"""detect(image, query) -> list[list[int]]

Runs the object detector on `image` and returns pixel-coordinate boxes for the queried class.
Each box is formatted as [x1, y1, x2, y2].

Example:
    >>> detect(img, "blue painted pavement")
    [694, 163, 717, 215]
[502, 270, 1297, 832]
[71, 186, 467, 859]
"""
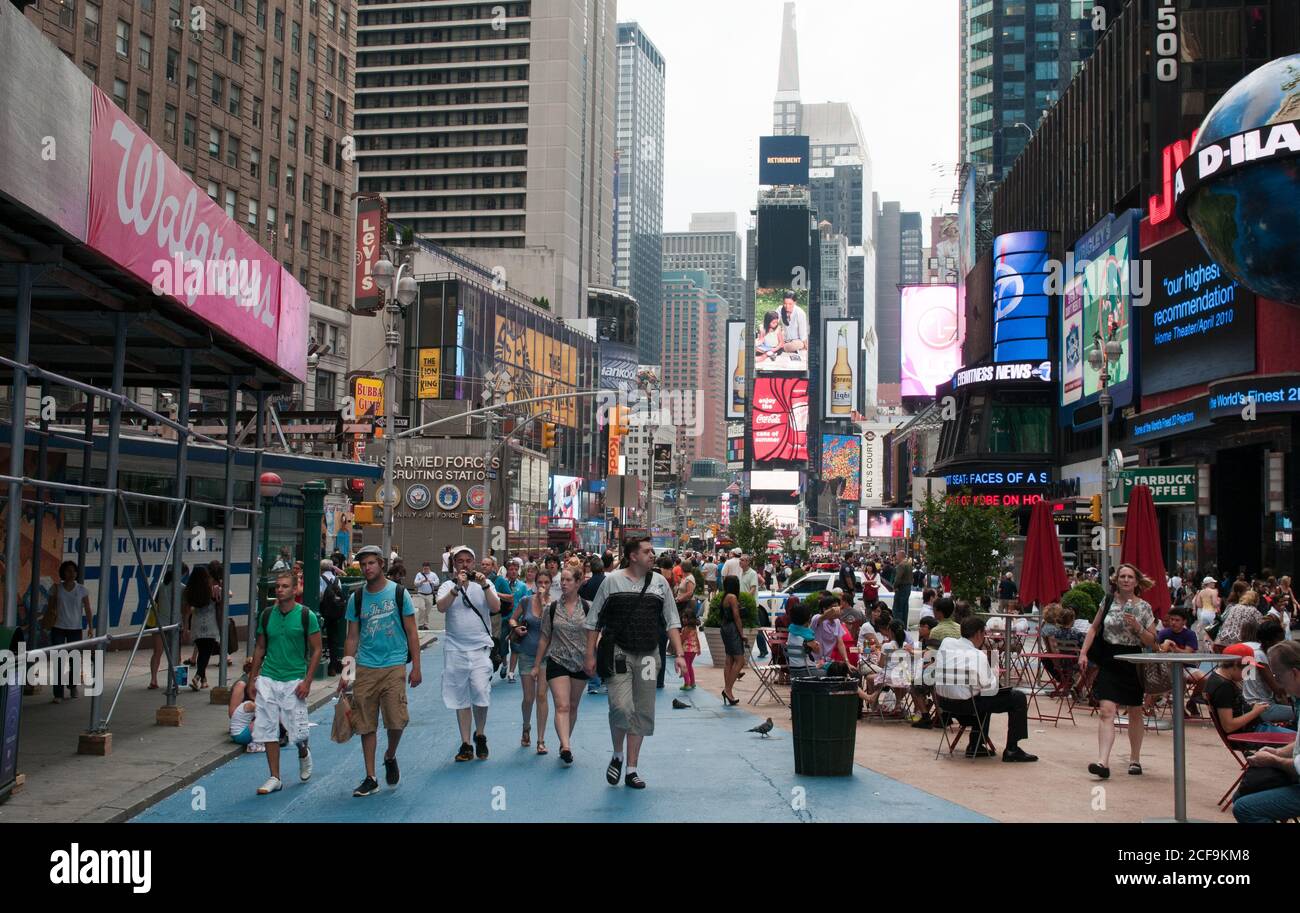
[133, 644, 989, 823]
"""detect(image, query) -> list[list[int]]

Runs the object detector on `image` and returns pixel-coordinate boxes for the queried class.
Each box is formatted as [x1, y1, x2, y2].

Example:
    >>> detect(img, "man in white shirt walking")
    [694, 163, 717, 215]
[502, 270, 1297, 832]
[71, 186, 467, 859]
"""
[436, 546, 501, 762]
[413, 562, 440, 631]
[721, 548, 742, 581]
[933, 616, 1038, 762]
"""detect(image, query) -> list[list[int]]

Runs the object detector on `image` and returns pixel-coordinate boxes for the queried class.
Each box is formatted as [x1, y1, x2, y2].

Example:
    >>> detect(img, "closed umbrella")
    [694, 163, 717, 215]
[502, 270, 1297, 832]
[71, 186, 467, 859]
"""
[1120, 484, 1171, 620]
[1019, 500, 1070, 610]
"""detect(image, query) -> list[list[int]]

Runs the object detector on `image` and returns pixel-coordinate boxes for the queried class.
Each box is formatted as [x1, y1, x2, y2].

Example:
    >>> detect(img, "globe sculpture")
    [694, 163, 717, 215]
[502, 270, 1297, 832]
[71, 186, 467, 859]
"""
[1180, 55, 1300, 304]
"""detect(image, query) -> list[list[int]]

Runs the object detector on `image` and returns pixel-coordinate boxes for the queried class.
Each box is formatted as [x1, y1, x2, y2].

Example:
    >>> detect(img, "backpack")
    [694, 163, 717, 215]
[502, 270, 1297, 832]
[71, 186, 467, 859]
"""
[259, 604, 318, 662]
[319, 575, 345, 621]
[349, 584, 413, 664]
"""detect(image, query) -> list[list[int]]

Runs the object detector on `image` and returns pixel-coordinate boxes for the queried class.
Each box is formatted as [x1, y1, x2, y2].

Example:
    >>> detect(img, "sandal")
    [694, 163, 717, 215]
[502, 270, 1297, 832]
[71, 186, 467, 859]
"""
[521, 726, 530, 748]
[1088, 762, 1110, 779]
[147, 682, 159, 690]
[1128, 762, 1143, 776]
[536, 740, 548, 756]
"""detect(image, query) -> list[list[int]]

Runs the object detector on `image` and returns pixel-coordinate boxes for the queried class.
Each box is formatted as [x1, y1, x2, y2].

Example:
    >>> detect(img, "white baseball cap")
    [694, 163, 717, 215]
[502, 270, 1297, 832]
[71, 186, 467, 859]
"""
[450, 545, 476, 561]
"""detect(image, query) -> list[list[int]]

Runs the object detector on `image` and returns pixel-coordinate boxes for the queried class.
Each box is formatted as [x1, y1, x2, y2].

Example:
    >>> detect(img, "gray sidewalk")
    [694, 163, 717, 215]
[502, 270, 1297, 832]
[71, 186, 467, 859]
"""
[1, 619, 443, 823]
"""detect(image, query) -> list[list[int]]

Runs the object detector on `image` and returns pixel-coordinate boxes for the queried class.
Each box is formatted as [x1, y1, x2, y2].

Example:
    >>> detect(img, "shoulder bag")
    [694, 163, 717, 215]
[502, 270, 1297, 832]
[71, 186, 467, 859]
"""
[596, 575, 652, 679]
[462, 586, 502, 671]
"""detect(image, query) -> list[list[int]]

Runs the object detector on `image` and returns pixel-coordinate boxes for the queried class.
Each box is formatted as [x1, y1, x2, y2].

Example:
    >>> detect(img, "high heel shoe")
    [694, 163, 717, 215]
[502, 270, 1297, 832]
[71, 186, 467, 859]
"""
[721, 690, 740, 706]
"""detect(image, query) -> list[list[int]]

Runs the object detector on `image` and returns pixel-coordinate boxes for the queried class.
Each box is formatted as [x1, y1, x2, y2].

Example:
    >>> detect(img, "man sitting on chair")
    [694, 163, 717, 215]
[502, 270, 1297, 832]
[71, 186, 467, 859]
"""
[933, 616, 1039, 762]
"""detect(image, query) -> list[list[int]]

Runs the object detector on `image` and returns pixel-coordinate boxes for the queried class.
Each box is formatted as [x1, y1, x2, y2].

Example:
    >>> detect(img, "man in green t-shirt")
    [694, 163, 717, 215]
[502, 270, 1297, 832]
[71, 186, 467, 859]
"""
[928, 597, 961, 645]
[249, 571, 322, 796]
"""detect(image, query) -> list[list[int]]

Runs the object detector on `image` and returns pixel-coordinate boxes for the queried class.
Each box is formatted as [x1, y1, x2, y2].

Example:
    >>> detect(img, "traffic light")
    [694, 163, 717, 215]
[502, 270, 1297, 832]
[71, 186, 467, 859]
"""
[541, 422, 558, 450]
[353, 502, 377, 525]
[1089, 494, 1102, 523]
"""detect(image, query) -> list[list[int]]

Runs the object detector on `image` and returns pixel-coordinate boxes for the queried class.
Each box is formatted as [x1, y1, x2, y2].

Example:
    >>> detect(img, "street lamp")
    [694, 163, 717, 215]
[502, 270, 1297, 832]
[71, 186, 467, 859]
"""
[1087, 329, 1123, 589]
[636, 369, 661, 538]
[372, 254, 417, 562]
[258, 471, 282, 607]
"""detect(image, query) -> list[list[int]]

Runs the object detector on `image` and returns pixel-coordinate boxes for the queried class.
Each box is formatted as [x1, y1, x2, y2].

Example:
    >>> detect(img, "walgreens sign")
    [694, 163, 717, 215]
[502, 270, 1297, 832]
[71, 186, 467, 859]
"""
[86, 88, 307, 381]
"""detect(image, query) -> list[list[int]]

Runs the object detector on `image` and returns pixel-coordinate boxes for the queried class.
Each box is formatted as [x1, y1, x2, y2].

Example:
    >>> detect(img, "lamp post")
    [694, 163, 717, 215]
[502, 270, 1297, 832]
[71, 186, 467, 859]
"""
[636, 369, 660, 538]
[1088, 329, 1123, 590]
[370, 254, 418, 563]
[258, 470, 282, 609]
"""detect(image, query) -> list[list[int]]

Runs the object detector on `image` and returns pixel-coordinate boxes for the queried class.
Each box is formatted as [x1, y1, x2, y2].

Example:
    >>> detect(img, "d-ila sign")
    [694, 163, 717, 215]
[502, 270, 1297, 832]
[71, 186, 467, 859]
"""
[1174, 120, 1300, 217]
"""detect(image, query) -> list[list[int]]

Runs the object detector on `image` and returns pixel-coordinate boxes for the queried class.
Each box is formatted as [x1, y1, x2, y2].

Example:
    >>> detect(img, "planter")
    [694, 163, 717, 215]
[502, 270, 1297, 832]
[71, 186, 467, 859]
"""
[702, 627, 759, 666]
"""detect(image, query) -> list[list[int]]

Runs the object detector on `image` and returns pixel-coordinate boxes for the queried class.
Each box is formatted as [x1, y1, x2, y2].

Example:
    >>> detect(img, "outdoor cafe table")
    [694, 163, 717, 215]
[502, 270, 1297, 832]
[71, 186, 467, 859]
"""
[1117, 652, 1229, 823]
[976, 613, 1032, 689]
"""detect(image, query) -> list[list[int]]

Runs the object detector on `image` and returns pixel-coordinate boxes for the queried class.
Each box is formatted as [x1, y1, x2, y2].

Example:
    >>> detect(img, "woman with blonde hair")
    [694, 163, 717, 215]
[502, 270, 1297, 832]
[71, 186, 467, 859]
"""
[1080, 563, 1159, 779]
[1216, 586, 1263, 649]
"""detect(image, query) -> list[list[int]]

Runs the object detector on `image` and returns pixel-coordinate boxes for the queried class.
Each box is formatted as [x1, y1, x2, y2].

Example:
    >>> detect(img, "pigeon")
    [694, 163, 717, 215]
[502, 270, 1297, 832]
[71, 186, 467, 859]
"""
[672, 699, 690, 709]
[748, 718, 774, 737]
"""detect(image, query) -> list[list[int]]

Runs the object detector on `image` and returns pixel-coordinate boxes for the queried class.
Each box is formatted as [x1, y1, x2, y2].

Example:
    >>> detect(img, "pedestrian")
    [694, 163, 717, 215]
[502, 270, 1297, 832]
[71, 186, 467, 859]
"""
[534, 567, 593, 762]
[150, 564, 187, 690]
[441, 544, 453, 575]
[861, 562, 880, 604]
[583, 536, 685, 789]
[718, 575, 746, 705]
[511, 570, 550, 754]
[318, 559, 347, 675]
[45, 561, 92, 703]
[248, 572, 321, 795]
[272, 546, 292, 572]
[208, 560, 235, 668]
[579, 555, 609, 695]
[335, 513, 352, 562]
[1232, 640, 1300, 822]
[894, 551, 914, 617]
[412, 562, 440, 631]
[185, 566, 220, 692]
[998, 571, 1019, 612]
[342, 545, 422, 797]
[498, 559, 529, 682]
[679, 601, 701, 690]
[436, 545, 500, 763]
[1080, 563, 1159, 779]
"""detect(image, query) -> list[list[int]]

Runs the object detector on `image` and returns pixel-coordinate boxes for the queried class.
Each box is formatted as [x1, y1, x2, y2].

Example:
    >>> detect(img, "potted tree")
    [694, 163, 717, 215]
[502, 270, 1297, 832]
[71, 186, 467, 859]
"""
[702, 589, 760, 667]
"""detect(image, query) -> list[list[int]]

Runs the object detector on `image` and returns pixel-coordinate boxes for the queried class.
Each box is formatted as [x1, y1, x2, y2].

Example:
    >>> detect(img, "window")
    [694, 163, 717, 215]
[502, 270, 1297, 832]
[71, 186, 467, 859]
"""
[302, 176, 311, 206]
[254, 44, 264, 69]
[84, 2, 100, 41]
[303, 125, 313, 156]
[291, 20, 300, 52]
[213, 21, 227, 54]
[287, 116, 297, 149]
[285, 164, 295, 195]
[211, 74, 225, 106]
[206, 180, 219, 203]
[319, 227, 328, 254]
[284, 212, 294, 248]
[183, 113, 196, 147]
[1034, 60, 1060, 80]
[289, 68, 298, 100]
[225, 188, 237, 218]
[307, 32, 316, 64]
[268, 156, 278, 188]
[249, 146, 260, 178]
[331, 233, 341, 261]
[59, 0, 75, 30]
[228, 83, 242, 117]
[338, 9, 346, 33]
[168, 0, 181, 29]
[112, 79, 128, 110]
[208, 126, 221, 159]
[266, 206, 276, 240]
[232, 0, 243, 13]
[272, 57, 282, 91]
[324, 0, 334, 28]
[306, 79, 315, 113]
[325, 45, 335, 76]
[138, 32, 152, 68]
[83, 59, 98, 81]
[314, 370, 337, 411]
[226, 135, 240, 169]
[300, 219, 309, 247]
[247, 199, 258, 229]
[135, 89, 150, 128]
[1034, 2, 1058, 16]
[166, 47, 178, 82]
[274, 8, 283, 40]
[256, 0, 266, 29]
[323, 91, 333, 122]
[320, 181, 329, 210]
[115, 19, 129, 56]
[332, 187, 341, 216]
[163, 104, 177, 141]
[186, 58, 198, 93]
[232, 31, 244, 64]
[319, 134, 328, 165]
[252, 96, 262, 127]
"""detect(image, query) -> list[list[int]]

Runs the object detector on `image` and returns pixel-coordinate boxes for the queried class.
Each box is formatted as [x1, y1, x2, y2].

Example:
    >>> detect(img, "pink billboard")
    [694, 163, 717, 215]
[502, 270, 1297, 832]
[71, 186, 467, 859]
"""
[86, 88, 307, 382]
[900, 285, 959, 397]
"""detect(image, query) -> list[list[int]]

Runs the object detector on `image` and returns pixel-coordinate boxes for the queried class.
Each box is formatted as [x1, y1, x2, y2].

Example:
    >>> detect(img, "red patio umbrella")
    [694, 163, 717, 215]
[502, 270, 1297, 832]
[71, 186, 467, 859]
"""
[1120, 484, 1171, 620]
[1019, 500, 1070, 609]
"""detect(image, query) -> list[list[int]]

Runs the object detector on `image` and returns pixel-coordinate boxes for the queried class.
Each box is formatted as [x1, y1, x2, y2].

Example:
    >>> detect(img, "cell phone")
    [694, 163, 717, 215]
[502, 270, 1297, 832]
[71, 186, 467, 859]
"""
[614, 656, 629, 675]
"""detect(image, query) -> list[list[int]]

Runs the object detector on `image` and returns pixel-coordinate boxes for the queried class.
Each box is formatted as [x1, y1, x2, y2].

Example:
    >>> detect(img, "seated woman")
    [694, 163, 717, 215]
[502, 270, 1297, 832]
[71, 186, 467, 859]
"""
[783, 600, 821, 679]
[228, 673, 260, 752]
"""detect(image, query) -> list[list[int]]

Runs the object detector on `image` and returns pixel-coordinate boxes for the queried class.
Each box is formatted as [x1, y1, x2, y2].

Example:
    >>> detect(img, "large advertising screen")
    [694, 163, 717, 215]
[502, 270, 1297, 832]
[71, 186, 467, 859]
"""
[753, 287, 811, 375]
[899, 285, 960, 397]
[992, 231, 1051, 363]
[550, 475, 583, 523]
[493, 315, 580, 427]
[758, 135, 810, 186]
[1138, 230, 1256, 395]
[820, 434, 861, 502]
[1061, 272, 1085, 406]
[752, 376, 809, 462]
[727, 421, 745, 469]
[756, 207, 811, 286]
[757, 504, 802, 531]
[859, 509, 913, 539]
[751, 470, 802, 492]
[726, 320, 746, 419]
[822, 319, 860, 418]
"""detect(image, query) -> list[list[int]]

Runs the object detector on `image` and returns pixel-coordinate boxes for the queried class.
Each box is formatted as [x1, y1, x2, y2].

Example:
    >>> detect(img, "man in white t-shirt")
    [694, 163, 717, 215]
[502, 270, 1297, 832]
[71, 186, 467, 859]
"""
[436, 545, 500, 762]
[48, 560, 93, 702]
[440, 545, 452, 575]
[412, 562, 440, 631]
[721, 549, 742, 582]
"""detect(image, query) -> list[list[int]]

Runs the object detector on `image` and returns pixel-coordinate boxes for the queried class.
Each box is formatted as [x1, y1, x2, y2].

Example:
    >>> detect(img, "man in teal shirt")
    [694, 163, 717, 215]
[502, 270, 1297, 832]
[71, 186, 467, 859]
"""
[249, 571, 322, 796]
[497, 559, 529, 681]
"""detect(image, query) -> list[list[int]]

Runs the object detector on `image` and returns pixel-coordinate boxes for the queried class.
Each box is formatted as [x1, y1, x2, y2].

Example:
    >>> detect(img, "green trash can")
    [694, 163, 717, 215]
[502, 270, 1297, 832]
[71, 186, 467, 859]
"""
[790, 676, 859, 776]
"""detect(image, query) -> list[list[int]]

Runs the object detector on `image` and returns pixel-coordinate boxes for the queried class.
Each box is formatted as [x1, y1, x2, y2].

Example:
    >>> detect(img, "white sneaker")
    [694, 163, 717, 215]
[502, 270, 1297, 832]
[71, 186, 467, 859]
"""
[507, 671, 517, 683]
[299, 749, 313, 782]
[257, 776, 282, 795]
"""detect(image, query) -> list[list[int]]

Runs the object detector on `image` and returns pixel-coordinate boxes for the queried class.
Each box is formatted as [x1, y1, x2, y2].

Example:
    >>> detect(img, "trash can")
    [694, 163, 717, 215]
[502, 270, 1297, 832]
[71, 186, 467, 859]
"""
[790, 676, 859, 776]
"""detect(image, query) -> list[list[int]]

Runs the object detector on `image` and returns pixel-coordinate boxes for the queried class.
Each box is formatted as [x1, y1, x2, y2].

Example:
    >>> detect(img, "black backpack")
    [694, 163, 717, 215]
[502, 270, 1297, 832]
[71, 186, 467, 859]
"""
[258, 605, 318, 662]
[319, 576, 345, 620]
[349, 585, 413, 664]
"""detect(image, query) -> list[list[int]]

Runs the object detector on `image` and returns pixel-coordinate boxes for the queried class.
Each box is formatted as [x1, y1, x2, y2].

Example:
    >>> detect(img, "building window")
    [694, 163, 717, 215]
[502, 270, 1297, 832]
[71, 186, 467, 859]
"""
[256, 0, 266, 29]
[323, 0, 334, 28]
[166, 46, 178, 82]
[266, 205, 276, 241]
[303, 125, 313, 156]
[325, 45, 335, 76]
[247, 199, 258, 230]
[284, 212, 294, 248]
[249, 147, 261, 179]
[183, 113, 196, 147]
[287, 116, 297, 149]
[84, 2, 100, 41]
[289, 68, 298, 100]
[271, 107, 281, 139]
[115, 19, 130, 57]
[291, 20, 300, 53]
[302, 175, 311, 206]
[112, 79, 128, 110]
[135, 89, 150, 128]
[186, 58, 198, 94]
[232, 0, 243, 12]
[332, 188, 341, 216]
[208, 126, 221, 159]
[229, 83, 242, 117]
[206, 180, 219, 203]
[306, 79, 315, 114]
[314, 370, 336, 411]
[1034, 60, 1060, 81]
[307, 32, 317, 65]
[285, 164, 295, 196]
[274, 8, 283, 40]
[163, 103, 177, 141]
[224, 188, 237, 219]
[272, 57, 282, 91]
[211, 74, 225, 107]
[226, 135, 240, 169]
[59, 0, 75, 30]
[322, 91, 333, 122]
[232, 31, 244, 63]
[320, 134, 329, 167]
[252, 96, 262, 128]
[138, 32, 152, 68]
[300, 219, 309, 248]
[168, 0, 181, 29]
[213, 21, 227, 55]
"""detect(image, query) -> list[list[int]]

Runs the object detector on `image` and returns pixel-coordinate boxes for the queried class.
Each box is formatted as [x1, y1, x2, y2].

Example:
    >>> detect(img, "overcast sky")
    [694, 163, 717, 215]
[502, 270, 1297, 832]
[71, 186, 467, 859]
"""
[616, 0, 960, 244]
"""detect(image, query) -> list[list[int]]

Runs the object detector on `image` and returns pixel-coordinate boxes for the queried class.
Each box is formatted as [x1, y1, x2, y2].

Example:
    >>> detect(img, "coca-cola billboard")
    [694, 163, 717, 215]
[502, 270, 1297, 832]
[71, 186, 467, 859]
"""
[85, 88, 308, 382]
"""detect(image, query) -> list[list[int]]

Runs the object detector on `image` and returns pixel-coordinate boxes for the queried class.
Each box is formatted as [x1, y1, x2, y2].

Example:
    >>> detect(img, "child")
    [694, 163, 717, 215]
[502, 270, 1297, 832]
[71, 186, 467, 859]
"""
[785, 600, 820, 678]
[679, 604, 701, 690]
[755, 311, 785, 363]
[1203, 643, 1294, 735]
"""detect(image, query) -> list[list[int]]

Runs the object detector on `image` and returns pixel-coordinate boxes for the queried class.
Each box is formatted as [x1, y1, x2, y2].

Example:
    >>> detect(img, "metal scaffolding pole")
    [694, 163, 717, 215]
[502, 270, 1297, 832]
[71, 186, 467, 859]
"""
[28, 379, 49, 649]
[248, 392, 266, 635]
[4, 264, 32, 630]
[165, 349, 191, 709]
[78, 386, 93, 586]
[217, 375, 237, 689]
[87, 313, 125, 733]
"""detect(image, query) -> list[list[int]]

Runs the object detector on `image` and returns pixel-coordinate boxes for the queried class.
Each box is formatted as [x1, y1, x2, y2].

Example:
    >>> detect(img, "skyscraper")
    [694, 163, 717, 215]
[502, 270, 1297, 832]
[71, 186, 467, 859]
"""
[873, 197, 922, 393]
[615, 21, 666, 366]
[662, 213, 744, 322]
[353, 0, 617, 318]
[660, 269, 726, 466]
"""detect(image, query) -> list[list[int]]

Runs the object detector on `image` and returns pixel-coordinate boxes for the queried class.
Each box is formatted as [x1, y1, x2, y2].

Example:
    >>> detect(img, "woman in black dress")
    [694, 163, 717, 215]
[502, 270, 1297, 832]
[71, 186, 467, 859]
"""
[720, 575, 745, 705]
[1079, 563, 1159, 778]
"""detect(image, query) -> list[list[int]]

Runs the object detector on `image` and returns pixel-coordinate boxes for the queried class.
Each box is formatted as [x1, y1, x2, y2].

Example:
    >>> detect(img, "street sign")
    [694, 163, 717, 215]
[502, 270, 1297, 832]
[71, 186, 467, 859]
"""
[1110, 465, 1197, 506]
[373, 415, 410, 431]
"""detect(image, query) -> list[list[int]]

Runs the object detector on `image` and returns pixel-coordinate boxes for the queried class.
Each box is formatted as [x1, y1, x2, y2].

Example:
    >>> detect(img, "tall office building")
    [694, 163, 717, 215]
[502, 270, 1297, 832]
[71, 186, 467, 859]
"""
[353, 0, 617, 318]
[873, 197, 922, 391]
[959, 0, 1109, 182]
[660, 269, 726, 466]
[818, 222, 848, 318]
[662, 212, 744, 322]
[23, 0, 357, 416]
[615, 21, 666, 366]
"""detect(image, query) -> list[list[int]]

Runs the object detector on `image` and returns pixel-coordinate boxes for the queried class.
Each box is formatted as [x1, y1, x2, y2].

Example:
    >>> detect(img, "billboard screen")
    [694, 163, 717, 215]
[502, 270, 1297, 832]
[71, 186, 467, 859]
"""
[550, 475, 583, 523]
[652, 443, 674, 489]
[1061, 272, 1085, 405]
[860, 509, 913, 539]
[1137, 230, 1256, 395]
[493, 315, 580, 427]
[726, 320, 746, 418]
[822, 319, 860, 418]
[758, 135, 810, 186]
[727, 421, 746, 469]
[757, 504, 802, 531]
[353, 194, 387, 315]
[820, 434, 861, 502]
[859, 426, 886, 507]
[753, 287, 811, 375]
[751, 470, 802, 492]
[598, 341, 639, 393]
[992, 231, 1051, 363]
[899, 285, 960, 397]
[752, 376, 809, 462]
[756, 207, 811, 287]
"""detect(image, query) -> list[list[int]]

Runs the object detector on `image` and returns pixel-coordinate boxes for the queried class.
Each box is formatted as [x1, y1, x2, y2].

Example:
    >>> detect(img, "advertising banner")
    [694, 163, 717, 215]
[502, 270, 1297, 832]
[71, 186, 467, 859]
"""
[758, 135, 810, 186]
[861, 509, 912, 539]
[87, 88, 308, 382]
[726, 422, 746, 470]
[550, 475, 583, 523]
[753, 287, 811, 375]
[607, 435, 620, 477]
[418, 348, 441, 399]
[599, 341, 638, 392]
[820, 433, 861, 502]
[353, 194, 387, 315]
[899, 285, 959, 397]
[992, 231, 1051, 363]
[1062, 272, 1084, 405]
[752, 376, 809, 462]
[1111, 466, 1198, 506]
[493, 315, 579, 427]
[653, 443, 674, 489]
[822, 319, 860, 418]
[860, 426, 886, 507]
[726, 321, 746, 419]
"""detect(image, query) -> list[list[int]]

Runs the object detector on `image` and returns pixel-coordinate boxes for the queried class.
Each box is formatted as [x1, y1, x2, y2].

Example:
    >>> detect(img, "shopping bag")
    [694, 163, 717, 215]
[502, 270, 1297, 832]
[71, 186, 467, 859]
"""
[330, 691, 356, 744]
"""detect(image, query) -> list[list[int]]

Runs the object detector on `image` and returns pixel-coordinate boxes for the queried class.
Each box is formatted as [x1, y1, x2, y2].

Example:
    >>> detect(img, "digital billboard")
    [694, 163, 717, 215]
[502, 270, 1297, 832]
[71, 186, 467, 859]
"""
[726, 320, 746, 419]
[820, 434, 861, 502]
[757, 504, 802, 531]
[755, 207, 811, 287]
[992, 231, 1051, 363]
[1138, 230, 1255, 395]
[758, 135, 810, 186]
[727, 421, 746, 469]
[550, 475, 583, 523]
[751, 470, 802, 493]
[822, 319, 860, 418]
[493, 315, 580, 427]
[899, 285, 960, 397]
[753, 287, 811, 375]
[859, 509, 913, 539]
[752, 376, 809, 462]
[1061, 272, 1085, 406]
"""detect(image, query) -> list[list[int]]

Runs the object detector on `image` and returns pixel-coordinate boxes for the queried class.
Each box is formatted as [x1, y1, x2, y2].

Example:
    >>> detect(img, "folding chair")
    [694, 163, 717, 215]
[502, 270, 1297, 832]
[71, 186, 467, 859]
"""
[934, 696, 995, 759]
[1210, 705, 1294, 810]
[747, 651, 787, 707]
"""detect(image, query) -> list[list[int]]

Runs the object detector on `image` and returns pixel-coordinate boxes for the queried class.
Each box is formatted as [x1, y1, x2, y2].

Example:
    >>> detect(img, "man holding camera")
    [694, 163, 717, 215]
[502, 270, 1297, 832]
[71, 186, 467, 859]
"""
[437, 545, 501, 762]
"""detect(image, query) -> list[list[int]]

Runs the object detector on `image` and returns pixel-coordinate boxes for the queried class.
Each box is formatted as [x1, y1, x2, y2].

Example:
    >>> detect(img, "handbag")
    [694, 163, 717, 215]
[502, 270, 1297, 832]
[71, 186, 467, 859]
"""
[330, 690, 356, 743]
[1235, 763, 1295, 800]
[465, 588, 502, 671]
[597, 574, 654, 679]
